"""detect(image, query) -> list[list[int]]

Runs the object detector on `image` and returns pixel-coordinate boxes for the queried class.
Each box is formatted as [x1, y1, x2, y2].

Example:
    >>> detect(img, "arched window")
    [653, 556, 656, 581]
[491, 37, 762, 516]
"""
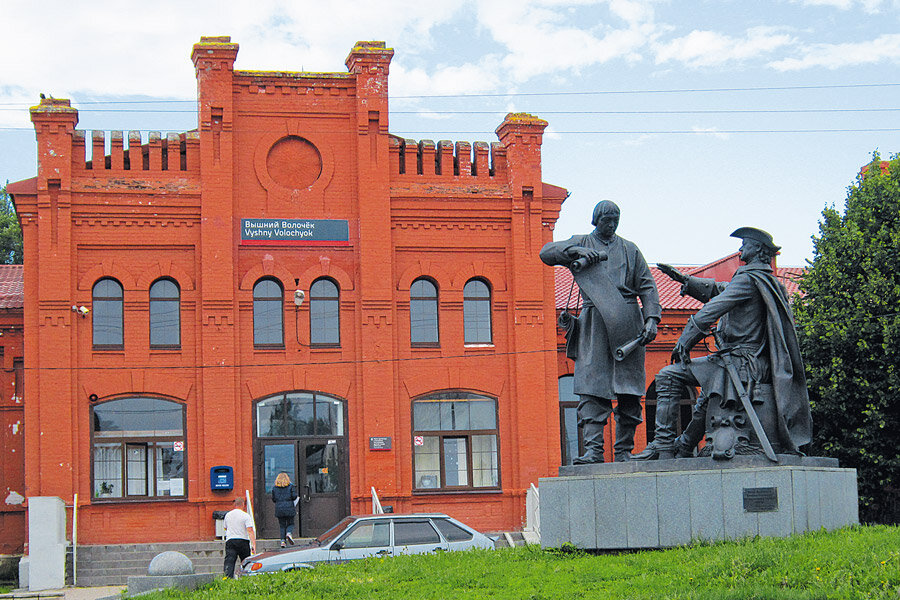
[309, 278, 339, 346]
[410, 278, 439, 346]
[463, 279, 492, 344]
[412, 391, 499, 491]
[93, 278, 124, 348]
[253, 279, 284, 346]
[91, 397, 185, 500]
[256, 392, 345, 438]
[558, 375, 581, 466]
[149, 278, 180, 347]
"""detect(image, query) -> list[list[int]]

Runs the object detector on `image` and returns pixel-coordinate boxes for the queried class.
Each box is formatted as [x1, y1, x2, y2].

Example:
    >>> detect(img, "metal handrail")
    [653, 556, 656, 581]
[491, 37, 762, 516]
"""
[371, 487, 384, 514]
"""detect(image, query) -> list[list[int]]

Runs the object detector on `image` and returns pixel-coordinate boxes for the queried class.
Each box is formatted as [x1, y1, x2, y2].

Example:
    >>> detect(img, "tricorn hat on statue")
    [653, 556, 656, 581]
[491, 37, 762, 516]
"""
[730, 227, 781, 252]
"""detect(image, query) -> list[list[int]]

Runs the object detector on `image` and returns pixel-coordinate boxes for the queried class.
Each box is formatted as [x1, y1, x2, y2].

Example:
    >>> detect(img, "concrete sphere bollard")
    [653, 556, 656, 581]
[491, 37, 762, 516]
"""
[148, 551, 195, 576]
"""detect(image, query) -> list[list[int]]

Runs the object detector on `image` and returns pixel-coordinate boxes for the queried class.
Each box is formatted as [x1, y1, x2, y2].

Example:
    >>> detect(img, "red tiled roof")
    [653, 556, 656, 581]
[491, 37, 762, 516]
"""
[0, 265, 23, 309]
[554, 262, 804, 310]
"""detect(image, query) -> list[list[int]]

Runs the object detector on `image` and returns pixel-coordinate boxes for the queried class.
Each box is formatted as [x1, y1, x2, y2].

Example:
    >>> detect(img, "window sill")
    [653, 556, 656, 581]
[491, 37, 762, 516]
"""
[412, 488, 502, 496]
[92, 346, 125, 352]
[464, 343, 495, 349]
[411, 343, 440, 349]
[91, 496, 188, 504]
[150, 346, 181, 352]
[254, 345, 286, 352]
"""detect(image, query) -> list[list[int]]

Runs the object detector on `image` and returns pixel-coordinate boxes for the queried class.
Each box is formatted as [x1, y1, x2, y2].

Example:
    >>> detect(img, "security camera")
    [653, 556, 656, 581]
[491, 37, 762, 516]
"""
[293, 289, 305, 306]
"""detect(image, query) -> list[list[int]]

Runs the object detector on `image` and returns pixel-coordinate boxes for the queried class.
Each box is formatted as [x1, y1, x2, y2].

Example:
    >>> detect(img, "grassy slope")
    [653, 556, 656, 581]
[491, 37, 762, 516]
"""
[144, 526, 899, 600]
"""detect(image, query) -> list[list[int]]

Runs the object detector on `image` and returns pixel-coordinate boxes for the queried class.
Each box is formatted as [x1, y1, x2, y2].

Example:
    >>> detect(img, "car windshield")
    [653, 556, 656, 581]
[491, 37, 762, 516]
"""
[315, 516, 356, 544]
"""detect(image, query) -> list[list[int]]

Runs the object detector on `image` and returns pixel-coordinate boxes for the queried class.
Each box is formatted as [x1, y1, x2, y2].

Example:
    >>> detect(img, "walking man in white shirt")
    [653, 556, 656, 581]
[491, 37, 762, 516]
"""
[223, 497, 257, 578]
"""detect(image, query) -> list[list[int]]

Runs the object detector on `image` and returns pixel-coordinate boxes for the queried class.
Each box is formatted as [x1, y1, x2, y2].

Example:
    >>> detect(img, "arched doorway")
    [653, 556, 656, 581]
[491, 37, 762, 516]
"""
[254, 391, 349, 538]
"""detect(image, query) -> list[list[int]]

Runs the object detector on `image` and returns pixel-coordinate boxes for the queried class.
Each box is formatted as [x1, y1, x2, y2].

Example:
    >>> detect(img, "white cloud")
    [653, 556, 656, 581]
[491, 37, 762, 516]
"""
[690, 127, 730, 140]
[390, 59, 503, 98]
[770, 33, 900, 70]
[544, 124, 563, 140]
[0, 0, 464, 104]
[790, 0, 890, 13]
[475, 0, 661, 82]
[654, 27, 795, 67]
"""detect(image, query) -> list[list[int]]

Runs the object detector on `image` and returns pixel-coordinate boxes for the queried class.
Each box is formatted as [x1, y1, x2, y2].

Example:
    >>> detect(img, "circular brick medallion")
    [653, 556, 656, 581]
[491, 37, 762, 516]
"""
[266, 136, 322, 190]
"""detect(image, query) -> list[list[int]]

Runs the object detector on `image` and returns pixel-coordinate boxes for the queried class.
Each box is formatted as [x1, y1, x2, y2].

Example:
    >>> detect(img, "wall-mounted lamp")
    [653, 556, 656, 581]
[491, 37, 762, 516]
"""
[71, 305, 90, 317]
[293, 290, 305, 306]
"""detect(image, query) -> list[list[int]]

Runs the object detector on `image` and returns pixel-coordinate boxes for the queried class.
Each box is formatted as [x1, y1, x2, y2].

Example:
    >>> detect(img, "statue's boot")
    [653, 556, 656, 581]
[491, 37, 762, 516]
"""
[631, 441, 675, 460]
[632, 386, 680, 460]
[613, 420, 638, 462]
[573, 422, 605, 464]
[674, 394, 709, 458]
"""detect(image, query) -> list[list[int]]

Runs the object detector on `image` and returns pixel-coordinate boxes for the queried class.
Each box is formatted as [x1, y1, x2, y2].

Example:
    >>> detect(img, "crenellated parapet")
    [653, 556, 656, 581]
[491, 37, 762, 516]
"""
[30, 97, 199, 183]
[75, 130, 199, 173]
[389, 136, 508, 179]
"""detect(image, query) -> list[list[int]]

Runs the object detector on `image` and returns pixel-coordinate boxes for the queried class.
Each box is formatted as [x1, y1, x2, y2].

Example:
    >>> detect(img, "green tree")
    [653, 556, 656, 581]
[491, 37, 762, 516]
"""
[0, 185, 23, 264]
[795, 152, 900, 524]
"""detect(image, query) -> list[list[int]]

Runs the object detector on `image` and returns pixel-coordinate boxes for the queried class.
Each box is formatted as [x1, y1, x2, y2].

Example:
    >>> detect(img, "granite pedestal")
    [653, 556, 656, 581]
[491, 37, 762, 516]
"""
[540, 455, 858, 550]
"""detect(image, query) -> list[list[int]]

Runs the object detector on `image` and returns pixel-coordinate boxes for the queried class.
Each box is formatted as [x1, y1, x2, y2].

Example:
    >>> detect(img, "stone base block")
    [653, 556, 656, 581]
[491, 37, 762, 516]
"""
[126, 573, 216, 596]
[540, 455, 858, 550]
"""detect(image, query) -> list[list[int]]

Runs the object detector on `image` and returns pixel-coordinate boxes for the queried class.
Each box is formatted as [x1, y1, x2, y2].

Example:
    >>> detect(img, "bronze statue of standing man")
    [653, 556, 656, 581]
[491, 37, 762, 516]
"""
[541, 201, 661, 463]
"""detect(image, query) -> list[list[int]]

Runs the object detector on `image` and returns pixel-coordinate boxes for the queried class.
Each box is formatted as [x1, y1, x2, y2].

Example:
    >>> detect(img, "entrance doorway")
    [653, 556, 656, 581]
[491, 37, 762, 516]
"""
[254, 392, 349, 538]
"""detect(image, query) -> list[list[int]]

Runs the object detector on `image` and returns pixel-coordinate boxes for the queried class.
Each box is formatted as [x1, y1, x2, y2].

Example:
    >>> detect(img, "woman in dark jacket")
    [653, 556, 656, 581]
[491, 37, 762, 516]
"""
[271, 471, 298, 547]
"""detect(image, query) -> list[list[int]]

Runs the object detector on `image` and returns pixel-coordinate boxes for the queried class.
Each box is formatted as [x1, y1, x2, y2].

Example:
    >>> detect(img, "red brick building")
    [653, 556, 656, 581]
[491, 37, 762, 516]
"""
[3, 36, 805, 552]
[0, 266, 24, 555]
[6, 37, 567, 546]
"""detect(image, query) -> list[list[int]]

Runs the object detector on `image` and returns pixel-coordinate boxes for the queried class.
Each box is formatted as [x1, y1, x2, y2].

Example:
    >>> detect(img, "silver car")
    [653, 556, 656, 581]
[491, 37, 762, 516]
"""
[241, 513, 494, 574]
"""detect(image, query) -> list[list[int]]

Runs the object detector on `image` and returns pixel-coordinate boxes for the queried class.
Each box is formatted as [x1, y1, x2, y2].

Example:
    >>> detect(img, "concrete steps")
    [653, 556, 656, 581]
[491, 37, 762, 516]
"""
[487, 531, 532, 548]
[67, 539, 307, 587]
[65, 531, 533, 587]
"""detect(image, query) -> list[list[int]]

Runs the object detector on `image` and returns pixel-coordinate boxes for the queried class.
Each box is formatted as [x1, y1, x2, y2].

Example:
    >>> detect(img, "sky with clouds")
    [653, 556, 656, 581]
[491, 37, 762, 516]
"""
[1, 0, 898, 265]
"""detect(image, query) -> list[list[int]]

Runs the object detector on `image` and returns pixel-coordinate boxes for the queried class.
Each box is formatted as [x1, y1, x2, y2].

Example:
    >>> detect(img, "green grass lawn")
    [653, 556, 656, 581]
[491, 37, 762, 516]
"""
[143, 525, 898, 600]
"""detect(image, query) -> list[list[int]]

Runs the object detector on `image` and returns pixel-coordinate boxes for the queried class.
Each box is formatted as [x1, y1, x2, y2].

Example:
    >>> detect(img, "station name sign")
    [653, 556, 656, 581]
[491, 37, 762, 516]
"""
[241, 219, 350, 246]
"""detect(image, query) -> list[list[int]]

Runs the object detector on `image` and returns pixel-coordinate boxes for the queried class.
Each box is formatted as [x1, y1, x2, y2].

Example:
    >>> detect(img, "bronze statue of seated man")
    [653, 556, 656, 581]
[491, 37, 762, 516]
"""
[633, 227, 811, 461]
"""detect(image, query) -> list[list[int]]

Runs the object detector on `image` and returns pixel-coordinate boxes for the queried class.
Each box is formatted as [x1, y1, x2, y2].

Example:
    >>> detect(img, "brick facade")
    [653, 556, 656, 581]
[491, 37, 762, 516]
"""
[7, 37, 566, 544]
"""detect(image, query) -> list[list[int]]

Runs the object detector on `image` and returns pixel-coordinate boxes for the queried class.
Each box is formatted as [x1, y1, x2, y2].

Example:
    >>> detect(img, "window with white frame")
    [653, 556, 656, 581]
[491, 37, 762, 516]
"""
[412, 392, 499, 491]
[91, 397, 186, 500]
